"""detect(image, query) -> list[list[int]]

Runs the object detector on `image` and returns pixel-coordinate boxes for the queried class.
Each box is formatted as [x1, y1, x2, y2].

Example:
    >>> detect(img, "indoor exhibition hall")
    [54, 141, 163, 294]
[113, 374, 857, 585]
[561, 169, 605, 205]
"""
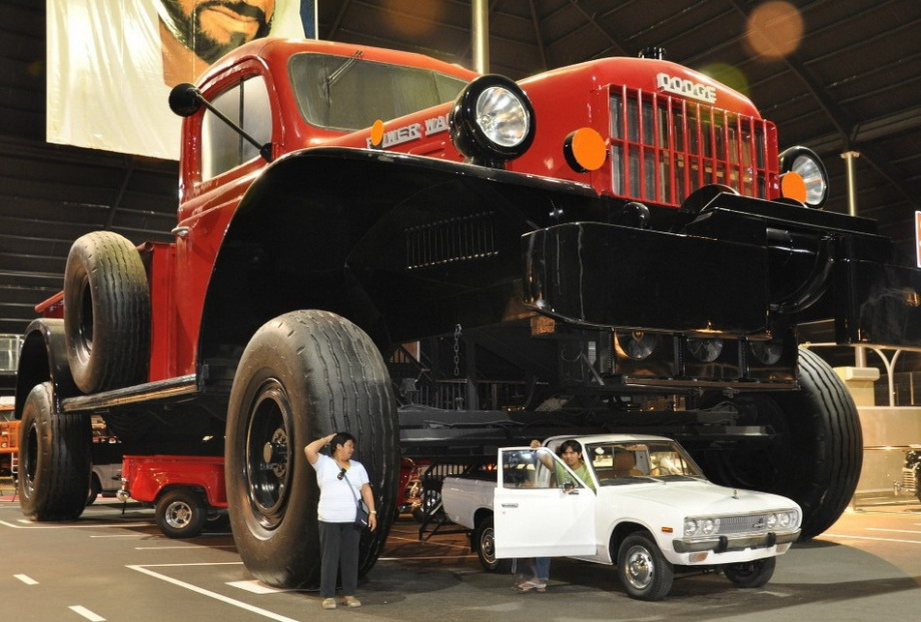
[2, 1, 921, 620]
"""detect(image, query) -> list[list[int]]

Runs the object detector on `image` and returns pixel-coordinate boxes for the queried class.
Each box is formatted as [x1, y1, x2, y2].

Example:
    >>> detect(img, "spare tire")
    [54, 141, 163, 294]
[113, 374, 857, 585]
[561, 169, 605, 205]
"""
[64, 231, 150, 394]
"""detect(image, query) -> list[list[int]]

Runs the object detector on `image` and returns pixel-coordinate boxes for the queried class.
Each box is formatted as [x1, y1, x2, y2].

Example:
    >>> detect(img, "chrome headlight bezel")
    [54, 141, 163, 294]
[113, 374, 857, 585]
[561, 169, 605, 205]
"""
[779, 145, 829, 209]
[449, 74, 536, 166]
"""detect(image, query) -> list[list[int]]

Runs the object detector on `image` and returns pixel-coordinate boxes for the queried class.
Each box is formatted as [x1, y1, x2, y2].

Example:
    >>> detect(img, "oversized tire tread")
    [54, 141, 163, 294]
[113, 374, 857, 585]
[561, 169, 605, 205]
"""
[64, 231, 150, 394]
[18, 382, 92, 521]
[696, 347, 861, 540]
[226, 310, 399, 589]
[782, 348, 861, 538]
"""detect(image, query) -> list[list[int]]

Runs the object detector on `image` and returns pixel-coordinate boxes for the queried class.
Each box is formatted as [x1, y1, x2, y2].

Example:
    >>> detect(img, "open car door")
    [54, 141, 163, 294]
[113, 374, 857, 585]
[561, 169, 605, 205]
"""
[494, 447, 596, 559]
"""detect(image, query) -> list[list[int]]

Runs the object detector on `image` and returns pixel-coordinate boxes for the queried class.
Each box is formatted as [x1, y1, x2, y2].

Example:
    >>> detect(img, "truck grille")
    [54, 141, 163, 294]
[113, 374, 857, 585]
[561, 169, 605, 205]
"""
[405, 211, 497, 270]
[609, 85, 777, 207]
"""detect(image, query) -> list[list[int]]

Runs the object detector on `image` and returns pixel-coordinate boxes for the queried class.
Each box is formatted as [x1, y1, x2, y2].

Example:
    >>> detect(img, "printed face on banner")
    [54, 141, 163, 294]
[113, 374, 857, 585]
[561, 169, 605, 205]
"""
[46, 0, 308, 159]
[158, 0, 277, 85]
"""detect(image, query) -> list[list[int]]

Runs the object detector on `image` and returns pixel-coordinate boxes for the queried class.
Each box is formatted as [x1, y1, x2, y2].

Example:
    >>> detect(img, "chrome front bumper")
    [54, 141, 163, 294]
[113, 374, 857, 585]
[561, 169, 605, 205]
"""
[673, 529, 800, 554]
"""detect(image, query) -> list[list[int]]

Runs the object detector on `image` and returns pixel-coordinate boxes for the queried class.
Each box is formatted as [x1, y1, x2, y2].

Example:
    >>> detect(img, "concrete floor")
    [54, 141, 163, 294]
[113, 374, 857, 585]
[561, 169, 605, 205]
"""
[2, 477, 920, 622]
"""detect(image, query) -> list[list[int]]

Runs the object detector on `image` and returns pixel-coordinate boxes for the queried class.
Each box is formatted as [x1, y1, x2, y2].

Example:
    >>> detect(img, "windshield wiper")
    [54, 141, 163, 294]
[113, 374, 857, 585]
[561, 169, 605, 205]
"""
[327, 50, 363, 91]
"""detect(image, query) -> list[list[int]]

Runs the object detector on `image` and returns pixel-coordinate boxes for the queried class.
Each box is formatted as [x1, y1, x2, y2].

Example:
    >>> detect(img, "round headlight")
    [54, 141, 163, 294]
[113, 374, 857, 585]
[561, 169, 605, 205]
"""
[749, 338, 783, 365]
[701, 518, 718, 535]
[767, 513, 778, 529]
[615, 330, 659, 360]
[476, 86, 529, 147]
[779, 146, 828, 209]
[778, 512, 791, 528]
[450, 75, 536, 166]
[684, 518, 699, 535]
[687, 338, 723, 362]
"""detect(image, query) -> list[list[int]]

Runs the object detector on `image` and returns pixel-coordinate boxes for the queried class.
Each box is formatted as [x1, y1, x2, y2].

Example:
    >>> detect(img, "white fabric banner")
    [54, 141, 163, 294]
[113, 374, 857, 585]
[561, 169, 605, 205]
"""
[46, 0, 307, 160]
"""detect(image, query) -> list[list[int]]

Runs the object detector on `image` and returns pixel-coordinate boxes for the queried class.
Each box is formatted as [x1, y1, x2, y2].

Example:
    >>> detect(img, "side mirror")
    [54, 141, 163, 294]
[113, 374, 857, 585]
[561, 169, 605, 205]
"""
[168, 82, 273, 163]
[169, 83, 204, 117]
[562, 481, 575, 494]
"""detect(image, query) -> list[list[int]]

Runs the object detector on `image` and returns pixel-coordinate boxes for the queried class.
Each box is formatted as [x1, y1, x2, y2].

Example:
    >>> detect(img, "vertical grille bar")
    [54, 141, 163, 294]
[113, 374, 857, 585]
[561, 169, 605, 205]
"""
[608, 85, 775, 207]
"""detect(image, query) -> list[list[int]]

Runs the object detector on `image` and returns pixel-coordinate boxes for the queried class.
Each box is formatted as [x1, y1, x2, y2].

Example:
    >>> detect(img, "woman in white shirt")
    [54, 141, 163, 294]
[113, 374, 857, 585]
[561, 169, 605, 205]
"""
[304, 431, 377, 609]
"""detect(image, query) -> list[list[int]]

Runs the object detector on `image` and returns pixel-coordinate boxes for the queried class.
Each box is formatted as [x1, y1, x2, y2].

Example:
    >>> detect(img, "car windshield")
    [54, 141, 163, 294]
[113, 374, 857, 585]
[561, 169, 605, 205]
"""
[288, 52, 469, 131]
[585, 440, 705, 486]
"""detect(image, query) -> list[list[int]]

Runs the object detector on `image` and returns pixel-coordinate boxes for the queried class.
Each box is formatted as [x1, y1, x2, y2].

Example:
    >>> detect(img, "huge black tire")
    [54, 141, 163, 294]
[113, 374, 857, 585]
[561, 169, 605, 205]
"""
[18, 382, 92, 521]
[156, 489, 207, 538]
[85, 472, 102, 506]
[474, 516, 513, 573]
[696, 347, 861, 539]
[64, 231, 150, 394]
[723, 556, 776, 588]
[616, 532, 674, 601]
[226, 310, 399, 588]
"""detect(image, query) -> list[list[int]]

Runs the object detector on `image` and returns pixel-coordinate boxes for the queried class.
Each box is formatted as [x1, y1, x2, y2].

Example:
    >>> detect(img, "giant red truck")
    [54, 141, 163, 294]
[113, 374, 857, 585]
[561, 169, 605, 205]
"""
[14, 38, 921, 588]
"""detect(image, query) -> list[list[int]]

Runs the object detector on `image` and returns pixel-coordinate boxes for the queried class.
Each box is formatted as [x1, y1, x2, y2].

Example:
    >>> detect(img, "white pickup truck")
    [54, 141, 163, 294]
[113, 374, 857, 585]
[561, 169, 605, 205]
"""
[441, 434, 801, 600]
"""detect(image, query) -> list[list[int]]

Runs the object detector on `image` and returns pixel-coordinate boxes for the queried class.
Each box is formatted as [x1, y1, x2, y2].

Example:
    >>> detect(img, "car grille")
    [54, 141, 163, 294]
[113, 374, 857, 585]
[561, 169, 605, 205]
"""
[608, 84, 777, 207]
[717, 513, 771, 535]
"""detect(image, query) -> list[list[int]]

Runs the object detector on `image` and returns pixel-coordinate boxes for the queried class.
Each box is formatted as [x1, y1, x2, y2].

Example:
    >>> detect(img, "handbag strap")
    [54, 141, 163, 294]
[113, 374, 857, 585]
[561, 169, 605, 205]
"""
[341, 470, 361, 505]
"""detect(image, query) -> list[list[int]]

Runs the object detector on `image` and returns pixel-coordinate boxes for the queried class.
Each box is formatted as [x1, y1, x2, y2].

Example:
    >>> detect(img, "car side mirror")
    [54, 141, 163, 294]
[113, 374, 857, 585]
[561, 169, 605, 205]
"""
[562, 481, 575, 494]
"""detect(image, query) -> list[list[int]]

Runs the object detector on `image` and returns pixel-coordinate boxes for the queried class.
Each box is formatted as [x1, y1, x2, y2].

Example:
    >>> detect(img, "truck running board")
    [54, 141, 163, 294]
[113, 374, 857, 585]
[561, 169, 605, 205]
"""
[60, 374, 198, 413]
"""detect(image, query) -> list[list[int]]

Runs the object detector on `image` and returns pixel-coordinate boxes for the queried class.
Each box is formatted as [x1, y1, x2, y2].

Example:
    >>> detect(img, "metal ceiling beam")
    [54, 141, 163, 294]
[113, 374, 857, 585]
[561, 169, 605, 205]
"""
[565, 0, 630, 58]
[527, 0, 548, 71]
[727, 0, 918, 213]
[326, 0, 352, 40]
[808, 105, 921, 156]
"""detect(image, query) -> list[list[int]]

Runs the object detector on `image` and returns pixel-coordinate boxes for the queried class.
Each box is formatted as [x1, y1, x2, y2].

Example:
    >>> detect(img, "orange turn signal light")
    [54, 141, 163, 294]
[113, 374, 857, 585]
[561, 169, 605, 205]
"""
[780, 171, 807, 203]
[370, 119, 385, 148]
[564, 127, 607, 173]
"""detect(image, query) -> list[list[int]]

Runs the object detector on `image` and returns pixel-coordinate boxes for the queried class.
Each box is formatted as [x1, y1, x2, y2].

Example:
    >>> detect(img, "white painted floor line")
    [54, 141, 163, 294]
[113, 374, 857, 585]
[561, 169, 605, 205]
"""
[136, 561, 244, 568]
[867, 527, 921, 535]
[227, 580, 294, 594]
[377, 555, 476, 562]
[14, 573, 38, 585]
[89, 534, 151, 538]
[386, 535, 469, 549]
[69, 605, 106, 621]
[128, 565, 301, 622]
[823, 533, 921, 545]
[135, 545, 238, 550]
[0, 520, 152, 529]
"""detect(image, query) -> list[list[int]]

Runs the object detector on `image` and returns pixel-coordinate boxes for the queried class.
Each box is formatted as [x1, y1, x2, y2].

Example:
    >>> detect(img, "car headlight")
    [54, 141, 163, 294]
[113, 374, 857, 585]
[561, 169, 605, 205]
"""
[778, 511, 792, 528]
[701, 518, 719, 535]
[767, 513, 778, 529]
[684, 518, 699, 536]
[449, 75, 536, 167]
[779, 146, 829, 209]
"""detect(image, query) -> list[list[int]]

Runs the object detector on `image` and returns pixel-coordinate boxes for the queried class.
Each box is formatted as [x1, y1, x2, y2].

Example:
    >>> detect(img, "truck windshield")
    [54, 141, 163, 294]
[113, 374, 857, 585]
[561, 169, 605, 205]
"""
[288, 53, 469, 132]
[586, 440, 705, 486]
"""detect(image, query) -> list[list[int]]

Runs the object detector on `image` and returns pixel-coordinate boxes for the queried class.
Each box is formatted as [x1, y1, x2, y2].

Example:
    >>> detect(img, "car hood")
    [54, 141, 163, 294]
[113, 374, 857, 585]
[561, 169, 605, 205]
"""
[597, 480, 800, 514]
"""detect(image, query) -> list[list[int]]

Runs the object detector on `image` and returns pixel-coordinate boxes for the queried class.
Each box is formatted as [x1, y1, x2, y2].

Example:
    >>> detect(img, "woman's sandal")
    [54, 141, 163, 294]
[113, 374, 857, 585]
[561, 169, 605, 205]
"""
[516, 579, 547, 593]
[321, 598, 337, 609]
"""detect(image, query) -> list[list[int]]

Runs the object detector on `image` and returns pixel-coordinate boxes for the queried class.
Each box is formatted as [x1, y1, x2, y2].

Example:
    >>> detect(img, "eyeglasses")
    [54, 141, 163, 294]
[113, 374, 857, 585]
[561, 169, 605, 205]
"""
[337, 468, 346, 480]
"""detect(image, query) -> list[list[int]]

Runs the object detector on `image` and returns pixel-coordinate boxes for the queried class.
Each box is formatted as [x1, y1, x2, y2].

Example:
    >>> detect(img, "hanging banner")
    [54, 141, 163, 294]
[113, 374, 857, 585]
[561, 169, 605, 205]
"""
[46, 0, 312, 160]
